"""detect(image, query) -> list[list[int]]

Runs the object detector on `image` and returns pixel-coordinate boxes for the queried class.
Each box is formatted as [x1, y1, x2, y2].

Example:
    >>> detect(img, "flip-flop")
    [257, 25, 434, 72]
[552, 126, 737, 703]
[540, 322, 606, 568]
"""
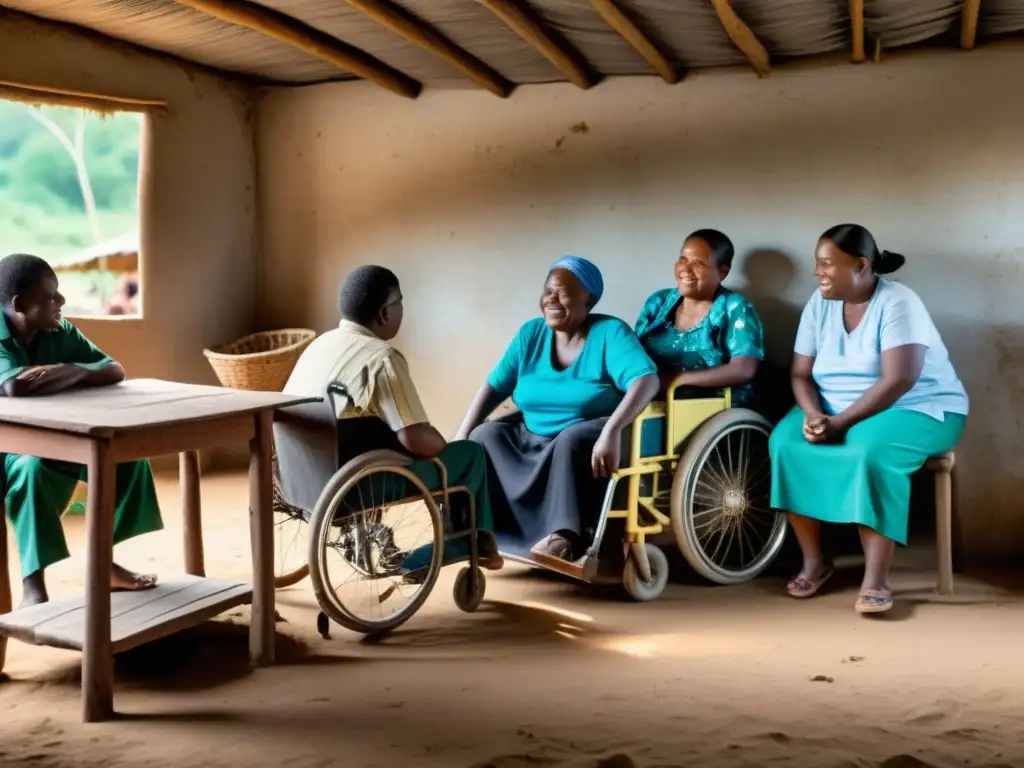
[786, 563, 835, 599]
[855, 589, 893, 614]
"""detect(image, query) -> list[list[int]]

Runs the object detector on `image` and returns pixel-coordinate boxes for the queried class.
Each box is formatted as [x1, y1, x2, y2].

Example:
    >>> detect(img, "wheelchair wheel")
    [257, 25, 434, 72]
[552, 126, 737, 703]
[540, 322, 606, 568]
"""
[308, 450, 444, 635]
[453, 567, 486, 613]
[274, 504, 310, 589]
[622, 543, 669, 602]
[671, 409, 787, 585]
[273, 451, 310, 589]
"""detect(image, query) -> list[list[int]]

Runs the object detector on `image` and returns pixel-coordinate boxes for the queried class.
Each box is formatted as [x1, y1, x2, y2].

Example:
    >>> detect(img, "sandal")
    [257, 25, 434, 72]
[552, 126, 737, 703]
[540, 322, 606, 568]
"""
[786, 563, 835, 599]
[855, 589, 893, 614]
[530, 533, 574, 562]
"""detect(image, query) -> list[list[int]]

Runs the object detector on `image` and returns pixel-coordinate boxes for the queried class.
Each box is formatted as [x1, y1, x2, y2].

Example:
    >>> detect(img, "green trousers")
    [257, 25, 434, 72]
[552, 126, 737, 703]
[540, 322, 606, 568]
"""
[4, 455, 164, 579]
[393, 440, 497, 571]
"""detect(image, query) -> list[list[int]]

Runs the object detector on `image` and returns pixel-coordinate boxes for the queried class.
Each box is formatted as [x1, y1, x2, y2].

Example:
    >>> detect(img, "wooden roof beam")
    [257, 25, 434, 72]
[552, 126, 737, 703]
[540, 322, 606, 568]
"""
[170, 0, 421, 98]
[849, 0, 865, 62]
[477, 0, 600, 90]
[961, 0, 981, 49]
[344, 0, 514, 97]
[710, 0, 770, 78]
[590, 0, 681, 84]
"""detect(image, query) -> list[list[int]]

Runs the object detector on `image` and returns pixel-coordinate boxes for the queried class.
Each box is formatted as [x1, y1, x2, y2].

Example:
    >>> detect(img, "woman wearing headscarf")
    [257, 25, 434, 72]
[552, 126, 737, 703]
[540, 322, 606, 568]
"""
[634, 229, 765, 407]
[455, 256, 660, 563]
[770, 224, 968, 614]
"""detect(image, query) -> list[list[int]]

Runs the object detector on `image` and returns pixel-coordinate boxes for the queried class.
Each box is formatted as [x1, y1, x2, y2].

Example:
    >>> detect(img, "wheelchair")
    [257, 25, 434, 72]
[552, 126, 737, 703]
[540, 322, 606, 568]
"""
[496, 378, 787, 601]
[272, 384, 489, 637]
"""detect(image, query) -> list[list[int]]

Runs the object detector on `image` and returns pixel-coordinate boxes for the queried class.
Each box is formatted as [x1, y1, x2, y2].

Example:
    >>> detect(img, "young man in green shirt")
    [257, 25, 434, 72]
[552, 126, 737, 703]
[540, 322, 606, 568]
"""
[0, 254, 162, 606]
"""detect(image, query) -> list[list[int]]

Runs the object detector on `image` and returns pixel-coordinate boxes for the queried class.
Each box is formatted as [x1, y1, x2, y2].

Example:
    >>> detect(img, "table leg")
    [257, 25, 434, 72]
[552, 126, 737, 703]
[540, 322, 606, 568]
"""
[180, 451, 205, 577]
[0, 472, 11, 675]
[249, 411, 274, 666]
[83, 438, 116, 722]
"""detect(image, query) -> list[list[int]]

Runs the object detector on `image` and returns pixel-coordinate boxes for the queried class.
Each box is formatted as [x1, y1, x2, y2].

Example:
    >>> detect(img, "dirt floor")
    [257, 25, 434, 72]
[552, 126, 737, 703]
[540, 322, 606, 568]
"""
[1, 469, 1022, 768]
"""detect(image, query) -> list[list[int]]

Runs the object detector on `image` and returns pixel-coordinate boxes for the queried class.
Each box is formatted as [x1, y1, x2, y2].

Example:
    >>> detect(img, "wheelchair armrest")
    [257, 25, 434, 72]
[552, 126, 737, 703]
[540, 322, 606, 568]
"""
[664, 374, 731, 403]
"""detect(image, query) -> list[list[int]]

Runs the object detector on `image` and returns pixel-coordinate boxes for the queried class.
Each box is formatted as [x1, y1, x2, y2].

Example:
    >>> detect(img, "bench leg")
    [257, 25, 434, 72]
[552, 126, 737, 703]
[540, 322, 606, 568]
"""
[0, 480, 10, 675]
[935, 467, 954, 596]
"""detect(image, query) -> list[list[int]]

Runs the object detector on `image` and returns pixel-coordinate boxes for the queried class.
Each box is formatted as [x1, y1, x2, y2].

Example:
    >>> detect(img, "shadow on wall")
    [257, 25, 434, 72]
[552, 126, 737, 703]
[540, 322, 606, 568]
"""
[260, 54, 1024, 561]
[737, 248, 801, 426]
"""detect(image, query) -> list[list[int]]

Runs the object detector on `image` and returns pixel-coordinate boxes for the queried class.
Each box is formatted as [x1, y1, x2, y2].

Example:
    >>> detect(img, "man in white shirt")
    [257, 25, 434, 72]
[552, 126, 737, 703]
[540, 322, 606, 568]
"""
[283, 265, 502, 572]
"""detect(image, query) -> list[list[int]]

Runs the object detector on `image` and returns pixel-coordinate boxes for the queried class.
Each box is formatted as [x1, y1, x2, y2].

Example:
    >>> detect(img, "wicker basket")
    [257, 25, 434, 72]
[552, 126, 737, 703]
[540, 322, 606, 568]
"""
[203, 328, 317, 392]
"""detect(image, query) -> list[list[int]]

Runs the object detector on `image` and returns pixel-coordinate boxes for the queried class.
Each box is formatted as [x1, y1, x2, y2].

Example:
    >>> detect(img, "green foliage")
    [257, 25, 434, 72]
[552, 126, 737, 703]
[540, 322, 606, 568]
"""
[0, 99, 141, 257]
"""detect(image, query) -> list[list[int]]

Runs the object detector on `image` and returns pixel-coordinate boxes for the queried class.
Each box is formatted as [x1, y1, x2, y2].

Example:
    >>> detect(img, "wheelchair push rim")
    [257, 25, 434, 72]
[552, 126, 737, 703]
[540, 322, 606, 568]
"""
[671, 409, 786, 585]
[308, 450, 444, 635]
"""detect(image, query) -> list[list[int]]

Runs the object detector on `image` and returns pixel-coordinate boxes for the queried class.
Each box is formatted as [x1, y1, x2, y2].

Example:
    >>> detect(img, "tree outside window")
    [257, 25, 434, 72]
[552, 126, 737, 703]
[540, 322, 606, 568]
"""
[0, 99, 142, 316]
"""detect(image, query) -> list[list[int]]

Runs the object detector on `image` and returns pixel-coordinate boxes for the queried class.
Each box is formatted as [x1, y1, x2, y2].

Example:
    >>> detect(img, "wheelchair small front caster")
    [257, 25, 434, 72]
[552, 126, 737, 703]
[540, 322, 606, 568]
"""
[316, 611, 331, 639]
[622, 543, 669, 602]
[453, 567, 486, 613]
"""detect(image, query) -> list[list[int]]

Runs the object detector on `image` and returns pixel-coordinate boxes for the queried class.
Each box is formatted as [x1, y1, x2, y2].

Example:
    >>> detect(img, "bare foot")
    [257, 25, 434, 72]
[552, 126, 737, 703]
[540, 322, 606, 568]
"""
[111, 562, 158, 592]
[20, 572, 49, 608]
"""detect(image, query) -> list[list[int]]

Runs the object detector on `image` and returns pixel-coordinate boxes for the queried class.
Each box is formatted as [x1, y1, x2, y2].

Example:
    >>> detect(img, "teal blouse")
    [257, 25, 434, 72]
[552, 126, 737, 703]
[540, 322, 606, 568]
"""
[634, 287, 765, 408]
[487, 314, 657, 437]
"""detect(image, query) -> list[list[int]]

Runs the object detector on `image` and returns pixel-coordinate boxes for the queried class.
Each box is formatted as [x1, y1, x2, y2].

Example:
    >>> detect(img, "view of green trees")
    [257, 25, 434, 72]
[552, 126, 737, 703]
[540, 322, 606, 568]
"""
[0, 99, 142, 313]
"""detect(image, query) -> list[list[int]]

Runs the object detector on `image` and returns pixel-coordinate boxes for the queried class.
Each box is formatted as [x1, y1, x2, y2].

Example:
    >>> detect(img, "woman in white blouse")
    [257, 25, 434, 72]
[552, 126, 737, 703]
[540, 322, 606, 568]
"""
[769, 224, 968, 614]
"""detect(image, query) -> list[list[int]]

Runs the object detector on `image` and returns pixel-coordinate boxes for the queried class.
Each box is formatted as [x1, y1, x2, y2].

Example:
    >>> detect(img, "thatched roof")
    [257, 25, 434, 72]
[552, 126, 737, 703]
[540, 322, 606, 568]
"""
[2, 1, 1020, 95]
[51, 231, 139, 273]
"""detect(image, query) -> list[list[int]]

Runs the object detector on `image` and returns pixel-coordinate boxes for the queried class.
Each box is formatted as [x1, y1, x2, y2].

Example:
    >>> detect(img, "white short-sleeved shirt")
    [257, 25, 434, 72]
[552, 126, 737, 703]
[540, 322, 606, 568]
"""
[283, 320, 430, 432]
[794, 278, 969, 421]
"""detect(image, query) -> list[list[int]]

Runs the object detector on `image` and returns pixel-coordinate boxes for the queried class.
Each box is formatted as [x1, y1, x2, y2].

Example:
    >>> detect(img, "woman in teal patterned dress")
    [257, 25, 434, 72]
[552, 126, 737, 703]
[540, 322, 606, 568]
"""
[635, 229, 765, 405]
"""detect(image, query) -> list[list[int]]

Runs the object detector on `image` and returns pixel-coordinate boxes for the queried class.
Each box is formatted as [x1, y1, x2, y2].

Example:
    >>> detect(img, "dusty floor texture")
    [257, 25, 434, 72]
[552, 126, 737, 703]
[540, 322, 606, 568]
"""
[0, 470, 1021, 768]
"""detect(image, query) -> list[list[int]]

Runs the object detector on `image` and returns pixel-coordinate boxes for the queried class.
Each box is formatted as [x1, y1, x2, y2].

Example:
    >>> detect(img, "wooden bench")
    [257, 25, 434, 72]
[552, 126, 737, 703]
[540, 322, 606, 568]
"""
[925, 451, 956, 596]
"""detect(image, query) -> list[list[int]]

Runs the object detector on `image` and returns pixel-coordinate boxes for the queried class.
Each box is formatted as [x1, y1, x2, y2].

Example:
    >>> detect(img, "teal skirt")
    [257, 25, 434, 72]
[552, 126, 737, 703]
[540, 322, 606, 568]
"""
[769, 407, 966, 544]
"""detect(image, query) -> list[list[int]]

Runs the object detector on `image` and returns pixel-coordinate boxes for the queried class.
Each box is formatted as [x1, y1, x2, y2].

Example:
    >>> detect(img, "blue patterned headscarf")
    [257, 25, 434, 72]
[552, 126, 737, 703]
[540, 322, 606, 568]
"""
[550, 255, 604, 306]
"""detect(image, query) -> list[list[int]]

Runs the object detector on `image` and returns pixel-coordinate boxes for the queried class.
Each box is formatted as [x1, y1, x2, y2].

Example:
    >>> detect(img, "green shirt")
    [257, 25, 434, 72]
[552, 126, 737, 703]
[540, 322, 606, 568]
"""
[0, 316, 112, 387]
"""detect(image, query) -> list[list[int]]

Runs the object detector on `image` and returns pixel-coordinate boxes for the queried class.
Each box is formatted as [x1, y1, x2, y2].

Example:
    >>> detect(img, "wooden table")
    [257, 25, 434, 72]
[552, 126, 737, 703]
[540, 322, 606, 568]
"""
[0, 379, 315, 722]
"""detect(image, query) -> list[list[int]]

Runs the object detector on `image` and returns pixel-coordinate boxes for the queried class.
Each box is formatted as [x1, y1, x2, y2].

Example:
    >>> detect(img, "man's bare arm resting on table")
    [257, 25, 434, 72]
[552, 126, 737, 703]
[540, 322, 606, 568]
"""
[2, 361, 125, 398]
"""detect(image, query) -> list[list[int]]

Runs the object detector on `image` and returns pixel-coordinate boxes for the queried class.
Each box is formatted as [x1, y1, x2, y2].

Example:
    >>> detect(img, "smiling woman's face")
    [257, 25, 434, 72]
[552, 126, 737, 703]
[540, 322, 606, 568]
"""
[540, 268, 590, 332]
[813, 237, 869, 301]
[675, 237, 724, 300]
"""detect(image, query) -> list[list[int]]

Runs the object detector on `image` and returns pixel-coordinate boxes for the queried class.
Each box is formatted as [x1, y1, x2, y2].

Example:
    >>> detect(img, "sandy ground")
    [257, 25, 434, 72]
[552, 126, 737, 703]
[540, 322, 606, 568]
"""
[1, 470, 1022, 768]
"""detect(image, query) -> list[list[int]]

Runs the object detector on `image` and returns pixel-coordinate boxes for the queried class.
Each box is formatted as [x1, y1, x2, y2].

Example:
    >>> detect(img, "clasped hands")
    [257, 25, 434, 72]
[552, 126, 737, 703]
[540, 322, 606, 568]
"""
[802, 412, 847, 444]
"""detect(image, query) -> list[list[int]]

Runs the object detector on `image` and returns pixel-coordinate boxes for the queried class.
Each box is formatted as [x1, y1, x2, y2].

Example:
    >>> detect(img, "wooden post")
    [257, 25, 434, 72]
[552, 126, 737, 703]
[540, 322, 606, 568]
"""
[961, 0, 981, 50]
[180, 451, 205, 577]
[709, 0, 771, 78]
[477, 0, 598, 89]
[344, 0, 514, 97]
[590, 0, 680, 84]
[171, 0, 422, 98]
[82, 438, 116, 722]
[932, 453, 956, 596]
[850, 0, 865, 62]
[249, 411, 275, 666]
[0, 471, 11, 675]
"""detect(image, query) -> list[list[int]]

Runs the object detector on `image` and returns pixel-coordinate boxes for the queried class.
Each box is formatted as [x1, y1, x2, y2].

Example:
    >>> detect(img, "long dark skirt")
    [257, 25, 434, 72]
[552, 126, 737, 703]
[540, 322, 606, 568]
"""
[469, 415, 609, 551]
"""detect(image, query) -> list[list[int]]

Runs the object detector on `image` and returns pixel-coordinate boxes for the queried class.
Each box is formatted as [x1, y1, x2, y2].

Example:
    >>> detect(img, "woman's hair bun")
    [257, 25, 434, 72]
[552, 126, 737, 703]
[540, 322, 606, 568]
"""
[874, 249, 906, 275]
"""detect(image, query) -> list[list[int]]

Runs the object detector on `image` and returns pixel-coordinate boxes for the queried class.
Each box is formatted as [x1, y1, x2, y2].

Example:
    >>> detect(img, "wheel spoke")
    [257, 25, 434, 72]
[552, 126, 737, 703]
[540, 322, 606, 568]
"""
[737, 430, 750, 489]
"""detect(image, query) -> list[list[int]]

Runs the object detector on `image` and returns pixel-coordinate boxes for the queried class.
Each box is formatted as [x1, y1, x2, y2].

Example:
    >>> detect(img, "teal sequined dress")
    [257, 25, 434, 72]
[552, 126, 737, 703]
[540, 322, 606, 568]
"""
[634, 287, 765, 409]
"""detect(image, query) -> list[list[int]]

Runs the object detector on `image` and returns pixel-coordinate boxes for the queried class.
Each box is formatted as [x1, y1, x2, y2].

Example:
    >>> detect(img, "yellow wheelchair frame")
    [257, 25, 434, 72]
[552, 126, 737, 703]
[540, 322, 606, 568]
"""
[521, 375, 785, 601]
